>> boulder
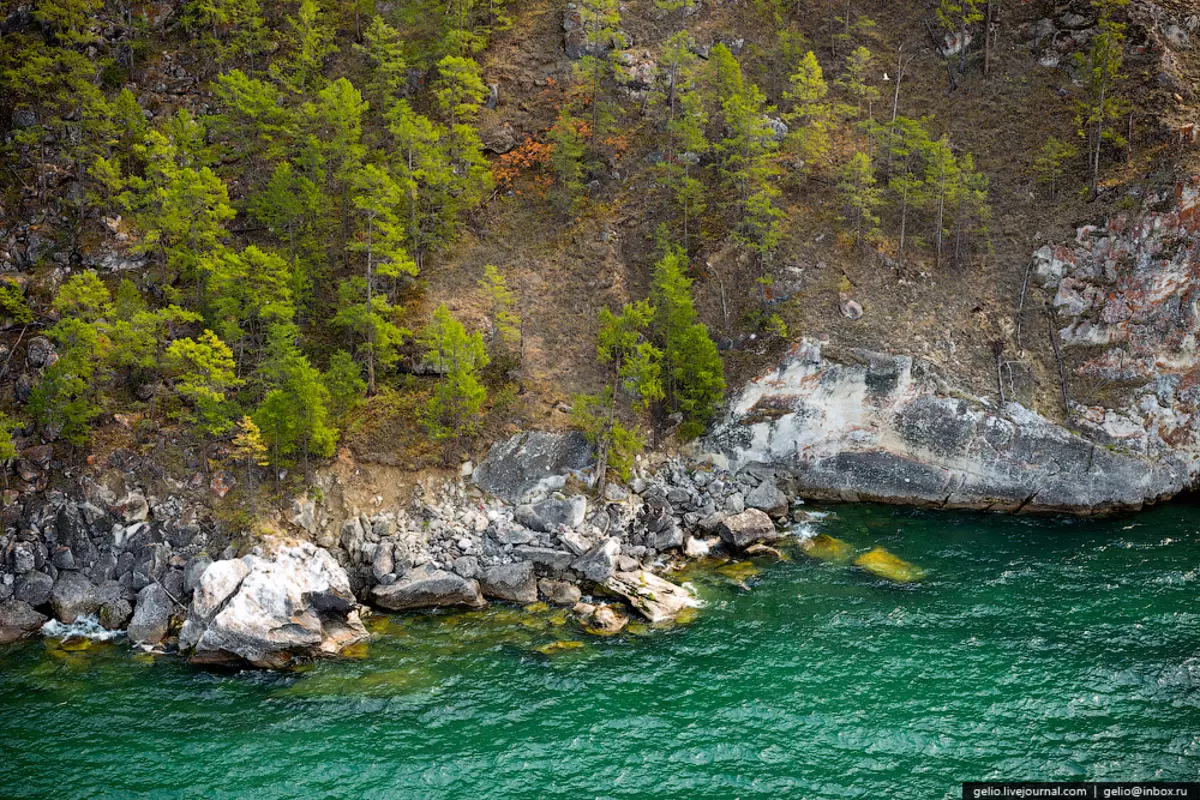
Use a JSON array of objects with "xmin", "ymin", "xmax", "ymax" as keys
[
  {"xmin": 370, "ymin": 565, "xmax": 485, "ymax": 611},
  {"xmin": 683, "ymin": 537, "xmax": 711, "ymax": 558},
  {"xmin": 127, "ymin": 584, "xmax": 173, "ymax": 645},
  {"xmin": 14, "ymin": 571, "xmax": 52, "ymax": 608},
  {"xmin": 515, "ymin": 495, "xmax": 587, "ymax": 532},
  {"xmin": 603, "ymin": 571, "xmax": 697, "ymax": 623},
  {"xmin": 179, "ymin": 539, "xmax": 368, "ymax": 669},
  {"xmin": 472, "ymin": 431, "xmax": 592, "ymax": 502},
  {"xmin": 538, "ymin": 578, "xmax": 582, "ymax": 606},
  {"xmin": 0, "ymin": 599, "xmax": 47, "ymax": 644},
  {"xmin": 513, "ymin": 546, "xmax": 575, "ymax": 570},
  {"xmin": 717, "ymin": 509, "xmax": 780, "ymax": 549},
  {"xmin": 744, "ymin": 479, "xmax": 789, "ymax": 518},
  {"xmin": 95, "ymin": 581, "xmax": 133, "ymax": 630},
  {"xmin": 571, "ymin": 537, "xmax": 621, "ymax": 582},
  {"xmin": 50, "ymin": 571, "xmax": 98, "ymax": 623},
  {"xmin": 25, "ymin": 336, "xmax": 55, "ymax": 368},
  {"xmin": 479, "ymin": 562, "xmax": 538, "ymax": 604},
  {"xmin": 800, "ymin": 534, "xmax": 855, "ymax": 563}
]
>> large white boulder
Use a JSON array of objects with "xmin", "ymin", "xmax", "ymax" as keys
[{"xmin": 179, "ymin": 538, "xmax": 367, "ymax": 669}]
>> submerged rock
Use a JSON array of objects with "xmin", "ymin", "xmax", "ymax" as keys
[
  {"xmin": 800, "ymin": 534, "xmax": 855, "ymax": 563},
  {"xmin": 603, "ymin": 571, "xmax": 697, "ymax": 623},
  {"xmin": 583, "ymin": 604, "xmax": 628, "ymax": 636},
  {"xmin": 853, "ymin": 548, "xmax": 926, "ymax": 583},
  {"xmin": 179, "ymin": 539, "xmax": 368, "ymax": 669},
  {"xmin": 370, "ymin": 565, "xmax": 486, "ymax": 611}
]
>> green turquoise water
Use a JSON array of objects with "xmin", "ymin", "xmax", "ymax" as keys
[{"xmin": 2, "ymin": 504, "xmax": 1199, "ymax": 799}]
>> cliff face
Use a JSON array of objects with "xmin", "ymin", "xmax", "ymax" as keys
[{"xmin": 702, "ymin": 340, "xmax": 1188, "ymax": 514}]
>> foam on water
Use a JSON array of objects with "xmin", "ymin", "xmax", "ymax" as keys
[{"xmin": 41, "ymin": 614, "xmax": 125, "ymax": 641}]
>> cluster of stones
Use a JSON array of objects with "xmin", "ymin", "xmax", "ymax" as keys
[
  {"xmin": 0, "ymin": 450, "xmax": 230, "ymax": 648},
  {"xmin": 305, "ymin": 432, "xmax": 803, "ymax": 628}
]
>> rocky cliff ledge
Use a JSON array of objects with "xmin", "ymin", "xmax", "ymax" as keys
[{"xmin": 701, "ymin": 340, "xmax": 1188, "ymax": 514}]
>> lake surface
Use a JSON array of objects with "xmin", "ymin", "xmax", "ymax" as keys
[{"xmin": 2, "ymin": 503, "xmax": 1198, "ymax": 799}]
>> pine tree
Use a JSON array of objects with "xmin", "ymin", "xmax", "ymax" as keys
[
  {"xmin": 548, "ymin": 107, "xmax": 588, "ymax": 213},
  {"xmin": 420, "ymin": 304, "xmax": 489, "ymax": 457},
  {"xmin": 356, "ymin": 16, "xmax": 409, "ymax": 117},
  {"xmin": 478, "ymin": 264, "xmax": 520, "ymax": 360},
  {"xmin": 783, "ymin": 51, "xmax": 833, "ymax": 174},
  {"xmin": 936, "ymin": 0, "xmax": 983, "ymax": 75},
  {"xmin": 255, "ymin": 329, "xmax": 338, "ymax": 474},
  {"xmin": 0, "ymin": 412, "xmax": 19, "ymax": 488},
  {"xmin": 650, "ymin": 247, "xmax": 725, "ymax": 438},
  {"xmin": 576, "ymin": 300, "xmax": 662, "ymax": 491},
  {"xmin": 209, "ymin": 70, "xmax": 295, "ymax": 189},
  {"xmin": 270, "ymin": 0, "xmax": 337, "ymax": 94},
  {"xmin": 838, "ymin": 151, "xmax": 881, "ymax": 247},
  {"xmin": 837, "ymin": 46, "xmax": 880, "ymax": 127},
  {"xmin": 572, "ymin": 0, "xmax": 623, "ymax": 155},
  {"xmin": 230, "ymin": 415, "xmax": 268, "ymax": 513},
  {"xmin": 652, "ymin": 32, "xmax": 708, "ymax": 251},
  {"xmin": 1075, "ymin": 1, "xmax": 1129, "ymax": 199},
  {"xmin": 338, "ymin": 162, "xmax": 417, "ymax": 394},
  {"xmin": 1032, "ymin": 136, "xmax": 1077, "ymax": 198},
  {"xmin": 165, "ymin": 329, "xmax": 241, "ymax": 468},
  {"xmin": 305, "ymin": 78, "xmax": 367, "ymax": 263},
  {"xmin": 323, "ymin": 350, "xmax": 366, "ymax": 423},
  {"xmin": 205, "ymin": 245, "xmax": 295, "ymax": 366}
]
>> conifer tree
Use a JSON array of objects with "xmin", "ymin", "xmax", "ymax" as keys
[
  {"xmin": 270, "ymin": 0, "xmax": 337, "ymax": 94},
  {"xmin": 650, "ymin": 247, "xmax": 725, "ymax": 438},
  {"xmin": 230, "ymin": 415, "xmax": 268, "ymax": 514},
  {"xmin": 478, "ymin": 264, "xmax": 520, "ymax": 361},
  {"xmin": 838, "ymin": 151, "xmax": 881, "ymax": 247},
  {"xmin": 1032, "ymin": 136, "xmax": 1077, "ymax": 198},
  {"xmin": 572, "ymin": 0, "xmax": 623, "ymax": 155},
  {"xmin": 1075, "ymin": 0, "xmax": 1129, "ymax": 199},
  {"xmin": 166, "ymin": 329, "xmax": 241, "ymax": 467},
  {"xmin": 783, "ymin": 51, "xmax": 833, "ymax": 174},
  {"xmin": 356, "ymin": 16, "xmax": 408, "ymax": 116},
  {"xmin": 420, "ymin": 304, "xmax": 489, "ymax": 457}
]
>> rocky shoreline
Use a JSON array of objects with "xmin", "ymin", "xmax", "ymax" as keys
[{"xmin": 0, "ymin": 430, "xmax": 812, "ymax": 666}]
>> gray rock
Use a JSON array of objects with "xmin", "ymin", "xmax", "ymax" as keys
[
  {"xmin": 515, "ymin": 495, "xmax": 587, "ymax": 532},
  {"xmin": 494, "ymin": 526, "xmax": 537, "ymax": 546},
  {"xmin": 651, "ymin": 523, "xmax": 684, "ymax": 551},
  {"xmin": 95, "ymin": 581, "xmax": 132, "ymax": 630},
  {"xmin": 452, "ymin": 556, "xmax": 480, "ymax": 579},
  {"xmin": 480, "ymin": 562, "xmax": 538, "ymax": 603},
  {"xmin": 717, "ymin": 509, "xmax": 781, "ymax": 549},
  {"xmin": 558, "ymin": 529, "xmax": 592, "ymax": 556},
  {"xmin": 50, "ymin": 571, "xmax": 97, "ymax": 623},
  {"xmin": 371, "ymin": 541, "xmax": 394, "ymax": 580},
  {"xmin": 0, "ymin": 599, "xmax": 47, "ymax": 644},
  {"xmin": 25, "ymin": 336, "xmax": 55, "ymax": 368},
  {"xmin": 115, "ymin": 492, "xmax": 149, "ymax": 523},
  {"xmin": 127, "ymin": 584, "xmax": 172, "ymax": 644},
  {"xmin": 15, "ymin": 571, "xmax": 53, "ymax": 608},
  {"xmin": 724, "ymin": 493, "xmax": 745, "ymax": 514},
  {"xmin": 51, "ymin": 546, "xmax": 75, "ymax": 570},
  {"xmin": 473, "ymin": 431, "xmax": 592, "ymax": 502},
  {"xmin": 513, "ymin": 546, "xmax": 575, "ymax": 570},
  {"xmin": 744, "ymin": 479, "xmax": 789, "ymax": 518},
  {"xmin": 184, "ymin": 554, "xmax": 212, "ymax": 596},
  {"xmin": 370, "ymin": 565, "xmax": 485, "ymax": 611},
  {"xmin": 538, "ymin": 578, "xmax": 582, "ymax": 606},
  {"xmin": 13, "ymin": 542, "xmax": 35, "ymax": 574},
  {"xmin": 571, "ymin": 537, "xmax": 621, "ymax": 582}
]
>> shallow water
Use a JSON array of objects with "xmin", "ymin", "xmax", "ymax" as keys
[{"xmin": 2, "ymin": 504, "xmax": 1199, "ymax": 799}]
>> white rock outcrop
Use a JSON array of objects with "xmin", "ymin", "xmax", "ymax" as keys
[{"xmin": 179, "ymin": 538, "xmax": 368, "ymax": 668}]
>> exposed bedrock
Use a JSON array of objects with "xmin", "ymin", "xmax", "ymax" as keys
[{"xmin": 702, "ymin": 340, "xmax": 1188, "ymax": 514}]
